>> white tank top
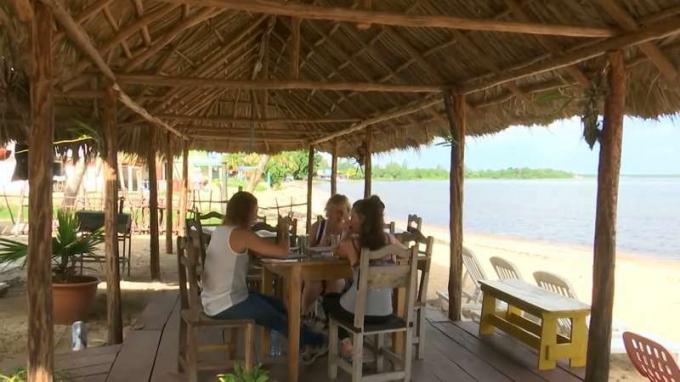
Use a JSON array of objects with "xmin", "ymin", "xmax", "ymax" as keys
[
  {"xmin": 201, "ymin": 225, "xmax": 250, "ymax": 316},
  {"xmin": 340, "ymin": 266, "xmax": 393, "ymax": 317}
]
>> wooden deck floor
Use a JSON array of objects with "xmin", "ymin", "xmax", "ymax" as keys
[{"xmin": 2, "ymin": 292, "xmax": 585, "ymax": 382}]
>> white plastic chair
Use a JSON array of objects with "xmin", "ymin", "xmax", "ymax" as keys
[
  {"xmin": 462, "ymin": 247, "xmax": 487, "ymax": 304},
  {"xmin": 533, "ymin": 271, "xmax": 578, "ymax": 336},
  {"xmin": 490, "ymin": 256, "xmax": 524, "ymax": 280}
]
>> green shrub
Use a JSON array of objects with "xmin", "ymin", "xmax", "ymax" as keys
[{"xmin": 217, "ymin": 363, "xmax": 269, "ymax": 382}]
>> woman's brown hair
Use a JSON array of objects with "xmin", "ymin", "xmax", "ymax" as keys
[
  {"xmin": 223, "ymin": 191, "xmax": 257, "ymax": 227},
  {"xmin": 353, "ymin": 195, "xmax": 386, "ymax": 250}
]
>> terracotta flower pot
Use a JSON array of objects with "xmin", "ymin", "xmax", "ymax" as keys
[{"xmin": 52, "ymin": 275, "xmax": 99, "ymax": 325}]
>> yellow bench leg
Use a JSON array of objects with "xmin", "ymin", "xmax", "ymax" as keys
[
  {"xmin": 569, "ymin": 315, "xmax": 588, "ymax": 368},
  {"xmin": 539, "ymin": 314, "xmax": 557, "ymax": 370},
  {"xmin": 479, "ymin": 293, "xmax": 496, "ymax": 336}
]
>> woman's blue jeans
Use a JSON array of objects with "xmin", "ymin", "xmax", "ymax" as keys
[{"xmin": 210, "ymin": 291, "xmax": 324, "ymax": 347}]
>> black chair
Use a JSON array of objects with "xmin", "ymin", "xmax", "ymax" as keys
[{"xmin": 75, "ymin": 211, "xmax": 132, "ymax": 276}]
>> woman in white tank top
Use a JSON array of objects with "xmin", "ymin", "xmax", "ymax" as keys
[
  {"xmin": 322, "ymin": 195, "xmax": 404, "ymax": 359},
  {"xmin": 202, "ymin": 191, "xmax": 325, "ymax": 357}
]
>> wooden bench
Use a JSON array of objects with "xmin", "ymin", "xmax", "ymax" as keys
[{"xmin": 478, "ymin": 279, "xmax": 590, "ymax": 370}]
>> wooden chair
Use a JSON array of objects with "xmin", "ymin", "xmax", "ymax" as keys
[
  {"xmin": 462, "ymin": 247, "xmax": 488, "ymax": 304},
  {"xmin": 383, "ymin": 221, "xmax": 396, "ymax": 234},
  {"xmin": 413, "ymin": 236, "xmax": 434, "ymax": 359},
  {"xmin": 623, "ymin": 331, "xmax": 680, "ymax": 382},
  {"xmin": 176, "ymin": 233, "xmax": 255, "ymax": 382},
  {"xmin": 328, "ymin": 244, "xmax": 418, "ymax": 381},
  {"xmin": 406, "ymin": 214, "xmax": 422, "ymax": 232},
  {"xmin": 490, "ymin": 256, "xmax": 524, "ymax": 280}
]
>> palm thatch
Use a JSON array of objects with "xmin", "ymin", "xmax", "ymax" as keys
[{"xmin": 2, "ymin": 0, "xmax": 680, "ymax": 160}]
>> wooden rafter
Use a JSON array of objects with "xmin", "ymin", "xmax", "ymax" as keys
[
  {"xmin": 155, "ymin": 0, "xmax": 617, "ymax": 37},
  {"xmin": 53, "ymin": 0, "xmax": 113, "ymax": 43},
  {"xmin": 116, "ymin": 74, "xmax": 443, "ymax": 93},
  {"xmin": 123, "ymin": 7, "xmax": 220, "ymax": 72},
  {"xmin": 159, "ymin": 114, "xmax": 359, "ymax": 124},
  {"xmin": 41, "ymin": 0, "xmax": 186, "ymax": 138},
  {"xmin": 9, "ymin": 0, "xmax": 33, "ymax": 21},
  {"xmin": 595, "ymin": 0, "xmax": 678, "ymax": 81},
  {"xmin": 290, "ymin": 17, "xmax": 300, "ymax": 79},
  {"xmin": 102, "ymin": 6, "xmax": 132, "ymax": 58},
  {"xmin": 461, "ymin": 16, "xmax": 680, "ymax": 94},
  {"xmin": 133, "ymin": 0, "xmax": 152, "ymax": 46}
]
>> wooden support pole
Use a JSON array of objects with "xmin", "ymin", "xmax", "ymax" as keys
[
  {"xmin": 306, "ymin": 145, "xmax": 314, "ymax": 234},
  {"xmin": 443, "ymin": 91, "xmax": 465, "ymax": 321},
  {"xmin": 148, "ymin": 127, "xmax": 161, "ymax": 280},
  {"xmin": 330, "ymin": 140, "xmax": 338, "ymax": 196},
  {"xmin": 363, "ymin": 129, "xmax": 372, "ymax": 198},
  {"xmin": 178, "ymin": 141, "xmax": 189, "ymax": 237},
  {"xmin": 27, "ymin": 2, "xmax": 54, "ymax": 379},
  {"xmin": 290, "ymin": 17, "xmax": 300, "ymax": 79},
  {"xmin": 586, "ymin": 50, "xmax": 626, "ymax": 382},
  {"xmin": 165, "ymin": 131, "xmax": 174, "ymax": 254},
  {"xmin": 103, "ymin": 83, "xmax": 123, "ymax": 344}
]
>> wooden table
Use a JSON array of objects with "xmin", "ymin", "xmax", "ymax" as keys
[
  {"xmin": 479, "ymin": 279, "xmax": 591, "ymax": 370},
  {"xmin": 261, "ymin": 257, "xmax": 352, "ymax": 382}
]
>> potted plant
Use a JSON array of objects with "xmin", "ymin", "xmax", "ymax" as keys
[
  {"xmin": 0, "ymin": 210, "xmax": 104, "ymax": 325},
  {"xmin": 217, "ymin": 363, "xmax": 269, "ymax": 382}
]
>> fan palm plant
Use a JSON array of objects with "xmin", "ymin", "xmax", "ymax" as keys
[{"xmin": 0, "ymin": 210, "xmax": 104, "ymax": 282}]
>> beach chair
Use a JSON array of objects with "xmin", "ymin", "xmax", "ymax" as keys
[
  {"xmin": 462, "ymin": 247, "xmax": 488, "ymax": 304},
  {"xmin": 407, "ymin": 214, "xmax": 422, "ymax": 232},
  {"xmin": 533, "ymin": 271, "xmax": 578, "ymax": 337},
  {"xmin": 623, "ymin": 331, "xmax": 680, "ymax": 382},
  {"xmin": 490, "ymin": 256, "xmax": 524, "ymax": 280},
  {"xmin": 328, "ymin": 244, "xmax": 418, "ymax": 381},
  {"xmin": 177, "ymin": 234, "xmax": 255, "ymax": 382}
]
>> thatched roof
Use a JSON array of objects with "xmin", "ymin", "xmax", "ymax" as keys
[{"xmin": 2, "ymin": 0, "xmax": 680, "ymax": 159}]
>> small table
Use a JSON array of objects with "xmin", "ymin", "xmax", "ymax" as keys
[
  {"xmin": 478, "ymin": 279, "xmax": 591, "ymax": 370},
  {"xmin": 261, "ymin": 258, "xmax": 352, "ymax": 382}
]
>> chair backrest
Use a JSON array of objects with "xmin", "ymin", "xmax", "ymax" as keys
[
  {"xmin": 462, "ymin": 247, "xmax": 487, "ymax": 286},
  {"xmin": 533, "ymin": 271, "xmax": 577, "ymax": 299},
  {"xmin": 383, "ymin": 221, "xmax": 396, "ymax": 234},
  {"xmin": 407, "ymin": 214, "xmax": 422, "ymax": 232},
  {"xmin": 415, "ymin": 236, "xmax": 435, "ymax": 306},
  {"xmin": 176, "ymin": 235, "xmax": 203, "ymax": 313},
  {"xmin": 623, "ymin": 331, "xmax": 680, "ymax": 382},
  {"xmin": 197, "ymin": 210, "xmax": 225, "ymax": 227},
  {"xmin": 186, "ymin": 218, "xmax": 210, "ymax": 266},
  {"xmin": 490, "ymin": 256, "xmax": 523, "ymax": 280},
  {"xmin": 354, "ymin": 244, "xmax": 418, "ymax": 330}
]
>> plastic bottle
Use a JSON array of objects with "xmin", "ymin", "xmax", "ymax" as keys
[{"xmin": 269, "ymin": 329, "xmax": 283, "ymax": 357}]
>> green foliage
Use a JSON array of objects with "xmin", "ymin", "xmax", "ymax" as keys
[
  {"xmin": 217, "ymin": 363, "xmax": 269, "ymax": 382},
  {"xmin": 0, "ymin": 210, "xmax": 104, "ymax": 281},
  {"xmin": 265, "ymin": 151, "xmax": 323, "ymax": 186},
  {"xmin": 465, "ymin": 167, "xmax": 574, "ymax": 179},
  {"xmin": 371, "ymin": 162, "xmax": 448, "ymax": 181},
  {"xmin": 0, "ymin": 368, "xmax": 26, "ymax": 382}
]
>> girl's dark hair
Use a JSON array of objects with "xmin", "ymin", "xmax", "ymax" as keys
[
  {"xmin": 353, "ymin": 195, "xmax": 386, "ymax": 250},
  {"xmin": 224, "ymin": 191, "xmax": 257, "ymax": 227}
]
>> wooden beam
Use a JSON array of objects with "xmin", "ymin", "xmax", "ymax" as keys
[
  {"xmin": 356, "ymin": 0, "xmax": 372, "ymax": 29},
  {"xmin": 306, "ymin": 145, "xmax": 314, "ymax": 234},
  {"xmin": 595, "ymin": 0, "xmax": 678, "ymax": 81},
  {"xmin": 586, "ymin": 50, "xmax": 625, "ymax": 382},
  {"xmin": 461, "ymin": 16, "xmax": 680, "ymax": 94},
  {"xmin": 148, "ymin": 127, "xmax": 161, "ymax": 280},
  {"xmin": 165, "ymin": 131, "xmax": 174, "ymax": 254},
  {"xmin": 116, "ymin": 74, "xmax": 442, "ymax": 93},
  {"xmin": 311, "ymin": 97, "xmax": 441, "ymax": 144},
  {"xmin": 10, "ymin": 0, "xmax": 33, "ymax": 21},
  {"xmin": 178, "ymin": 141, "xmax": 189, "ymax": 237},
  {"xmin": 363, "ymin": 128, "xmax": 372, "ymax": 198},
  {"xmin": 27, "ymin": 2, "xmax": 53, "ymax": 380},
  {"xmin": 54, "ymin": 0, "xmax": 113, "ymax": 43},
  {"xmin": 157, "ymin": 114, "xmax": 360, "ymax": 124},
  {"xmin": 102, "ymin": 6, "xmax": 132, "ymax": 58},
  {"xmin": 330, "ymin": 139, "xmax": 338, "ymax": 196},
  {"xmin": 102, "ymin": 84, "xmax": 123, "ymax": 345},
  {"xmin": 156, "ymin": 0, "xmax": 616, "ymax": 37},
  {"xmin": 133, "ymin": 0, "xmax": 152, "ymax": 46},
  {"xmin": 290, "ymin": 17, "xmax": 300, "ymax": 79},
  {"xmin": 41, "ymin": 0, "xmax": 186, "ymax": 139},
  {"xmin": 443, "ymin": 91, "xmax": 465, "ymax": 322}
]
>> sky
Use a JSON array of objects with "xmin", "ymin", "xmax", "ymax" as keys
[{"xmin": 370, "ymin": 116, "xmax": 680, "ymax": 175}]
